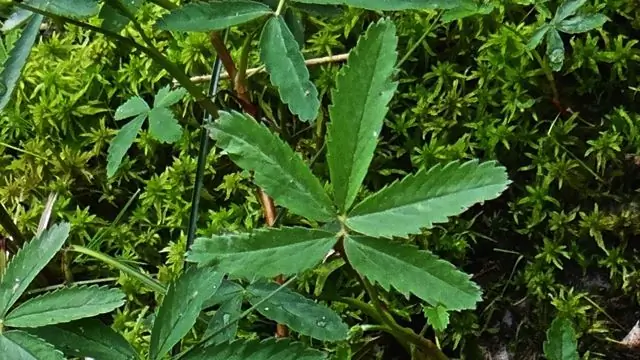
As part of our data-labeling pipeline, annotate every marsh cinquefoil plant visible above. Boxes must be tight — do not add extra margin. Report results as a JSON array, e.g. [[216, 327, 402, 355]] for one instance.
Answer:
[[183, 18, 511, 359], [0, 0, 519, 358]]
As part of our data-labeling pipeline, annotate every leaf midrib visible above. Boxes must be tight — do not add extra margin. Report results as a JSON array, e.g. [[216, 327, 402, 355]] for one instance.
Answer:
[[350, 175, 504, 218], [216, 126, 331, 218], [337, 28, 389, 202], [351, 238, 478, 301]]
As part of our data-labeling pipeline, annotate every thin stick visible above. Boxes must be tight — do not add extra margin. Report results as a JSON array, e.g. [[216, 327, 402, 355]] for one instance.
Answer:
[[176, 53, 350, 85]]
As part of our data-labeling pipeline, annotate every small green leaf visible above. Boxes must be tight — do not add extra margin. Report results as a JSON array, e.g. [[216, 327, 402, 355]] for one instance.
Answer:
[[188, 227, 337, 279], [181, 338, 327, 360], [0, 331, 64, 360], [424, 304, 449, 331], [207, 111, 334, 221], [0, 13, 43, 112], [107, 114, 146, 178], [247, 281, 349, 341], [204, 292, 244, 345], [24, 0, 100, 19], [115, 96, 149, 120], [527, 24, 551, 50], [556, 14, 608, 34], [346, 160, 510, 238], [327, 19, 398, 212], [291, 0, 472, 10], [546, 28, 565, 72], [157, 1, 272, 32], [344, 235, 482, 310], [5, 286, 125, 328], [544, 317, 579, 360], [28, 319, 137, 360], [552, 0, 586, 23], [150, 267, 224, 360], [154, 85, 188, 108], [99, 0, 144, 32], [1, 8, 35, 32], [260, 16, 319, 122], [148, 107, 183, 143], [0, 223, 70, 318]]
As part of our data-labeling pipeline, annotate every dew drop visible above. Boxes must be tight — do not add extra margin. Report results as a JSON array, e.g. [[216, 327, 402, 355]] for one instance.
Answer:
[[372, 131, 378, 137], [222, 313, 231, 324], [264, 307, 270, 311]]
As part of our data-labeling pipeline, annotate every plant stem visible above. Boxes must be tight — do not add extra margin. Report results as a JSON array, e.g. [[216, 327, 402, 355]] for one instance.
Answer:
[[357, 274, 449, 360], [397, 10, 442, 68], [68, 245, 166, 294], [186, 47, 225, 252], [275, 0, 286, 16]]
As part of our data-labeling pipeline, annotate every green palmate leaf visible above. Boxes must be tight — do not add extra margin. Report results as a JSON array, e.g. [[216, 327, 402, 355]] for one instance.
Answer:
[[0, 13, 43, 112], [99, 0, 144, 32], [552, 0, 586, 23], [424, 304, 449, 331], [0, 223, 70, 318], [148, 107, 183, 143], [181, 338, 327, 360], [344, 235, 481, 310], [556, 14, 608, 34], [150, 267, 224, 360], [204, 292, 244, 346], [0, 331, 64, 360], [527, 24, 551, 50], [327, 19, 398, 212], [1, 8, 35, 32], [154, 85, 187, 108], [188, 227, 337, 279], [546, 28, 565, 72], [543, 317, 579, 360], [260, 16, 320, 122], [115, 96, 149, 120], [157, 1, 272, 32], [345, 160, 510, 238], [24, 0, 100, 19], [291, 0, 472, 10], [207, 111, 334, 221], [107, 114, 146, 178], [247, 281, 348, 341], [5, 285, 125, 328], [28, 319, 137, 360]]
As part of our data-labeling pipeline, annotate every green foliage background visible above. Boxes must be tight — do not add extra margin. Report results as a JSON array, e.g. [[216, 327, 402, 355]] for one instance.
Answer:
[[1, 0, 640, 357]]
